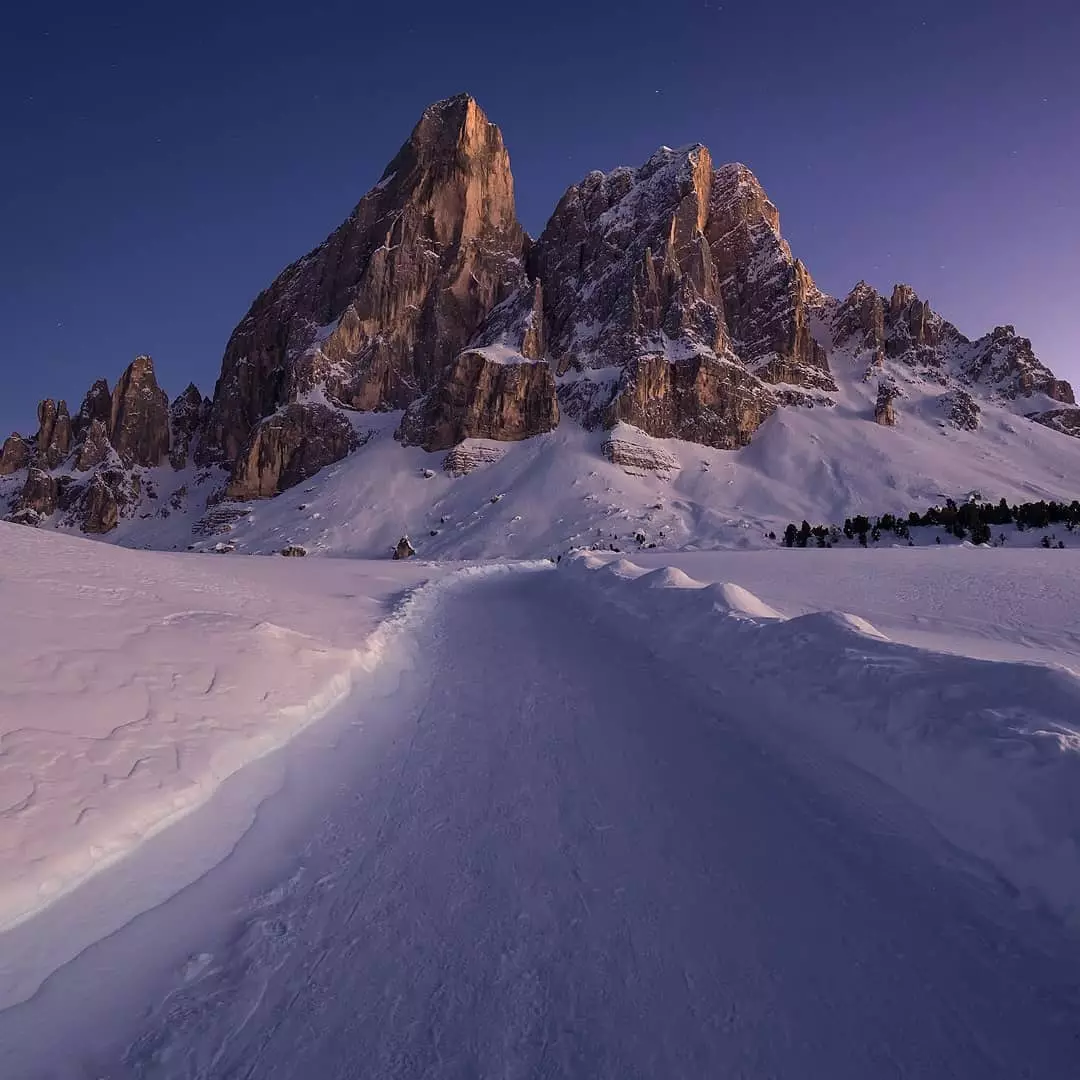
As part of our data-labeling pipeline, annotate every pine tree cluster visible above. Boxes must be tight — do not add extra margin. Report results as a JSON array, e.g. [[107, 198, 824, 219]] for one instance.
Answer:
[[781, 498, 1080, 549]]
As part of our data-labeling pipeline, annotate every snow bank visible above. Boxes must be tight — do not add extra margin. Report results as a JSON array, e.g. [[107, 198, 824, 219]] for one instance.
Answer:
[[562, 552, 1080, 925], [0, 524, 453, 934]]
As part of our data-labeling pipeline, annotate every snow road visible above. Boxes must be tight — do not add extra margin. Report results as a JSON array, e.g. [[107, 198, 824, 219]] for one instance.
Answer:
[[7, 569, 1080, 1077]]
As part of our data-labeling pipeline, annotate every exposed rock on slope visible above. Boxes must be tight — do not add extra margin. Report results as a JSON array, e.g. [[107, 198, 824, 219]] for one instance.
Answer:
[[227, 403, 360, 499], [943, 389, 981, 431], [201, 94, 527, 467], [604, 354, 773, 448], [874, 383, 900, 426], [109, 356, 170, 466], [11, 468, 59, 525], [831, 283, 1074, 406], [75, 420, 111, 471], [399, 350, 559, 451], [169, 383, 208, 468], [0, 435, 30, 476], [35, 399, 72, 469], [1030, 408, 1080, 439]]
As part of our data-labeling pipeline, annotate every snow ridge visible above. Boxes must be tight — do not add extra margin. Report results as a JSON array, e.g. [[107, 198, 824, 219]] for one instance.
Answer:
[[562, 551, 1080, 925]]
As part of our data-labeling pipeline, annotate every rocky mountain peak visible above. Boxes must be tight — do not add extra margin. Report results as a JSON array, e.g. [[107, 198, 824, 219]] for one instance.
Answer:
[[34, 398, 73, 468], [707, 162, 782, 255], [169, 383, 209, 469], [0, 434, 30, 476], [199, 93, 527, 489], [73, 379, 111, 442], [109, 355, 170, 467]]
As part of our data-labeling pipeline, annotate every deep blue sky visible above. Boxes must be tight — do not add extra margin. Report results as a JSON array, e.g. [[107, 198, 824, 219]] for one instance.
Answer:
[[2, 0, 1077, 433]]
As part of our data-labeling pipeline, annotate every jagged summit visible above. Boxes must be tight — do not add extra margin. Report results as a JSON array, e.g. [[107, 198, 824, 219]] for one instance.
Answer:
[[4, 96, 1077, 547]]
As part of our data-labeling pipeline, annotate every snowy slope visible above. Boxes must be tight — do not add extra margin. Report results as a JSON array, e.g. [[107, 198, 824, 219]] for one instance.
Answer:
[[0, 523, 440, 940], [168, 361, 1080, 562]]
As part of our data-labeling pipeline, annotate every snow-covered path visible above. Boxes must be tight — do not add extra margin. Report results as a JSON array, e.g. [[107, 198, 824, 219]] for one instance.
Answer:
[[9, 570, 1080, 1077]]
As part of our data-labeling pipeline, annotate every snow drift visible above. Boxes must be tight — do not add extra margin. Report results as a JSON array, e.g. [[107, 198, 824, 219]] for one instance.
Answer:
[[0, 524, 452, 934], [562, 551, 1080, 924]]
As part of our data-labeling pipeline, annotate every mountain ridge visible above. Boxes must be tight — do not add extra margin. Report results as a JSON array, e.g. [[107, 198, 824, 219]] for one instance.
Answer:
[[3, 93, 1077, 554]]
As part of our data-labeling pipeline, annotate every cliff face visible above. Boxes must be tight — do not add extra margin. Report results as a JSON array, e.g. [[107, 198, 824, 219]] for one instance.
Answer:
[[398, 349, 559, 452], [7, 93, 1078, 544], [831, 282, 1074, 408], [200, 94, 527, 472], [4, 356, 204, 534], [226, 403, 360, 500]]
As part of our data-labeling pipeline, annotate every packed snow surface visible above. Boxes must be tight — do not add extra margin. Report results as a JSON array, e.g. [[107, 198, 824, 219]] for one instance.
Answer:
[[3, 562, 1078, 1077], [0, 524, 438, 938], [2, 534, 1080, 1075]]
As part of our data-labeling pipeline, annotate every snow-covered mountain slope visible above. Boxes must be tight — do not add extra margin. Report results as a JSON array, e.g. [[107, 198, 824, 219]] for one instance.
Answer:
[[4, 94, 1078, 555], [168, 351, 1080, 560]]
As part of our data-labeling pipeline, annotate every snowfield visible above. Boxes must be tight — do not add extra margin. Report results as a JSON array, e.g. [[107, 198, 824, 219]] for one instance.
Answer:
[[562, 550, 1080, 925], [2, 528, 1080, 1074], [0, 524, 439, 941]]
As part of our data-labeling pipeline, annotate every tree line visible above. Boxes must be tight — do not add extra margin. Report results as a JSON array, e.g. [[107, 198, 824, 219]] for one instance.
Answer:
[[780, 498, 1080, 549]]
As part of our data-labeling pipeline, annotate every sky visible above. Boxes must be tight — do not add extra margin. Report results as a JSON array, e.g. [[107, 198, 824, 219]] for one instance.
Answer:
[[1, 0, 1077, 434]]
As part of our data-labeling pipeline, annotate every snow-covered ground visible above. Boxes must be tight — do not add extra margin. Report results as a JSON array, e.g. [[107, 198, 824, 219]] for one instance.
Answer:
[[8, 336, 1080, 563], [562, 550, 1080, 926], [2, 528, 1080, 1074], [3, 560, 1079, 1077], [0, 525, 442, 984], [202, 373, 1080, 559]]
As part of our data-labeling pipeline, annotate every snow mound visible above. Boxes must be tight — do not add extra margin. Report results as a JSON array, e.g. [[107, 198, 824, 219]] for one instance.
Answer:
[[563, 553, 1080, 925], [703, 582, 784, 621], [636, 566, 705, 589], [784, 609, 891, 642], [599, 558, 649, 581]]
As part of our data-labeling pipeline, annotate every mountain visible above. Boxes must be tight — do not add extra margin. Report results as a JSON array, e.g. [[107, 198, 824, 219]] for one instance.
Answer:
[[3, 94, 1079, 556]]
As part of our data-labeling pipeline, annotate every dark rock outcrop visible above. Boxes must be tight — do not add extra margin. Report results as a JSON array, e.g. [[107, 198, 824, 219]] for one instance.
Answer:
[[201, 94, 527, 467], [109, 356, 170, 466], [13, 467, 59, 520], [399, 351, 559, 451], [80, 473, 121, 533], [393, 536, 416, 560], [601, 429, 679, 475], [226, 403, 359, 499], [35, 399, 73, 468], [604, 353, 775, 448], [73, 379, 112, 442], [943, 388, 981, 431], [0, 434, 30, 475], [75, 419, 112, 471], [874, 382, 900, 426], [1029, 408, 1080, 439], [169, 383, 208, 468]]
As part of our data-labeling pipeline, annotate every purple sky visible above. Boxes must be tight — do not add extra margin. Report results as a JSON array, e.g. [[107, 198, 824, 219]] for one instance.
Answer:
[[1, 0, 1077, 433]]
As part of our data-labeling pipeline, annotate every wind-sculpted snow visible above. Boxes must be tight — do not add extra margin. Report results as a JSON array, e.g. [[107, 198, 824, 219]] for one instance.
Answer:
[[563, 552, 1080, 924], [0, 524, 450, 937]]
